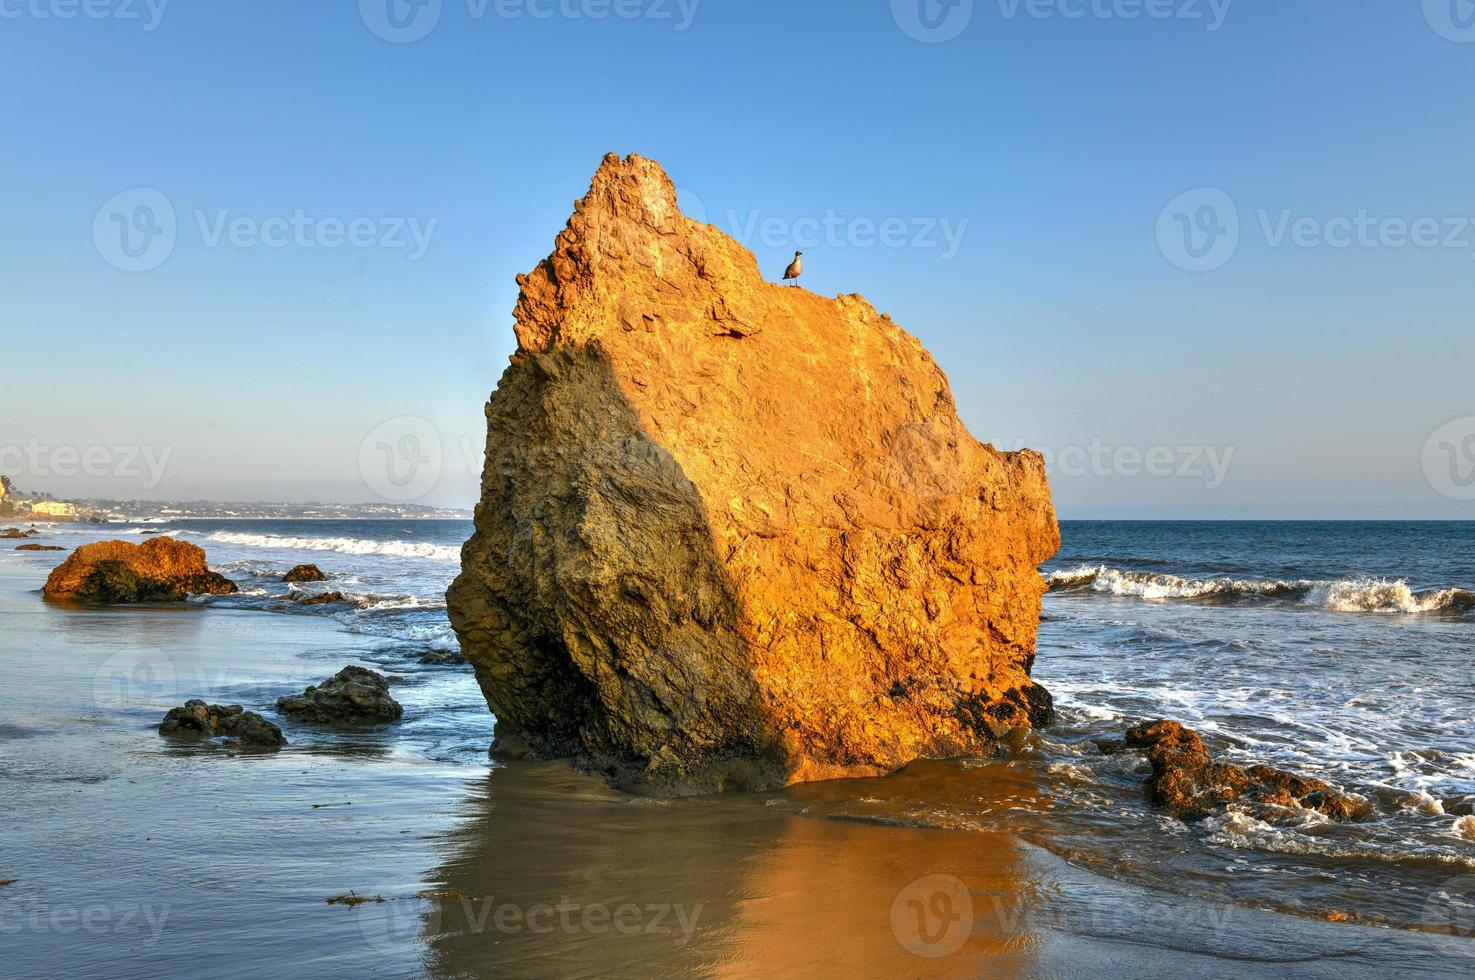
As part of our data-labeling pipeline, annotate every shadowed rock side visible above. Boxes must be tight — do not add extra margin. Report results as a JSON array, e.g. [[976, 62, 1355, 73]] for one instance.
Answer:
[[447, 153, 1059, 795]]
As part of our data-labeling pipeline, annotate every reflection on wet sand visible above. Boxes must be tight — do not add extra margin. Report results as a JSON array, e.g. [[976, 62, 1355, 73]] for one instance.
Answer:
[[421, 761, 1475, 979], [421, 762, 1038, 977]]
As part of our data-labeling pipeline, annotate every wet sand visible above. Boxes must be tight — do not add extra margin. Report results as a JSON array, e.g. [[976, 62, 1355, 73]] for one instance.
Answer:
[[420, 763, 1472, 978], [2, 554, 1471, 977]]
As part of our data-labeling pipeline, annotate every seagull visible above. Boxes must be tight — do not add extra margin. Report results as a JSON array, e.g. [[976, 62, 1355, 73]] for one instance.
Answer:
[[782, 250, 803, 287]]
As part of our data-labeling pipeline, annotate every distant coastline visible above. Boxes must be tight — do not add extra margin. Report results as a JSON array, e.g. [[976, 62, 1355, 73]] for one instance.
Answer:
[[0, 479, 472, 524]]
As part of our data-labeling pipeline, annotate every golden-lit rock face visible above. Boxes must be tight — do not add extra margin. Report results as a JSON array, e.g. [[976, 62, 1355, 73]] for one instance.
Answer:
[[447, 153, 1059, 794]]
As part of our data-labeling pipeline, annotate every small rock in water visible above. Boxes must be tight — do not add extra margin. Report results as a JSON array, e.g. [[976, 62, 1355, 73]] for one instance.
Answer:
[[1443, 795, 1475, 816], [297, 591, 347, 606], [159, 700, 287, 748], [416, 649, 466, 666], [16, 544, 64, 551], [1123, 719, 1369, 823], [283, 564, 329, 583], [0, 528, 32, 539], [276, 666, 403, 724]]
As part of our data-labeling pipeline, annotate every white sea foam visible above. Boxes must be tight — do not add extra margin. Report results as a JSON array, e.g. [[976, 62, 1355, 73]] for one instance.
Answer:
[[1047, 565, 1473, 614], [1047, 565, 1307, 601], [1317, 579, 1475, 614], [206, 531, 461, 562]]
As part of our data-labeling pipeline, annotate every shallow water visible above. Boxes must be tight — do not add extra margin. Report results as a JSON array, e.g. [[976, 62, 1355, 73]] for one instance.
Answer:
[[2, 519, 1473, 975]]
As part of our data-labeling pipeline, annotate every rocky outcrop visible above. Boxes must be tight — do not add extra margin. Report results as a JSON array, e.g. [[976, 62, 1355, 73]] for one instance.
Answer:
[[276, 666, 402, 724], [1, 527, 35, 539], [159, 700, 287, 748], [1111, 720, 1369, 822], [42, 538, 238, 602], [417, 649, 467, 666], [447, 154, 1059, 795], [284, 564, 328, 582], [296, 591, 346, 606], [16, 544, 64, 552]]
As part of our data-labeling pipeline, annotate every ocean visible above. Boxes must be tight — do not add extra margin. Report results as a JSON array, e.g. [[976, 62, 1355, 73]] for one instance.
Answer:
[[2, 518, 1472, 976]]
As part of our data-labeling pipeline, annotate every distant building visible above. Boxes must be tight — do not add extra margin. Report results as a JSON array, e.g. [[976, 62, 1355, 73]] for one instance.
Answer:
[[31, 500, 79, 519]]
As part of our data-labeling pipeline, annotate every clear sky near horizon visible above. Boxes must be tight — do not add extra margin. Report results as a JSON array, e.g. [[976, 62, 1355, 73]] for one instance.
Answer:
[[3, 1, 1474, 518]]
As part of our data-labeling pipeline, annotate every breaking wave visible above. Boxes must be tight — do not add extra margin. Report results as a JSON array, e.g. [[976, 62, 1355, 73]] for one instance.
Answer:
[[1047, 565, 1474, 614], [205, 531, 461, 562]]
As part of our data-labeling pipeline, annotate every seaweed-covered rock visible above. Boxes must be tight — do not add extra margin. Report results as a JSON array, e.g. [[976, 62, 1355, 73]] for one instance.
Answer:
[[43, 538, 237, 603], [283, 564, 328, 583], [417, 649, 466, 666], [159, 700, 287, 748], [1123, 719, 1369, 822], [297, 591, 347, 606], [276, 666, 402, 724]]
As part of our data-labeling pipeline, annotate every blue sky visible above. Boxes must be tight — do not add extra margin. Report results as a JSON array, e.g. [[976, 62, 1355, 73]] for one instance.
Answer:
[[3, 0, 1474, 517]]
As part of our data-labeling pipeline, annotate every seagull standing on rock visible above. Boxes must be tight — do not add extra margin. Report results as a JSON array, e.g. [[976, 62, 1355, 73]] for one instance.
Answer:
[[782, 250, 803, 287]]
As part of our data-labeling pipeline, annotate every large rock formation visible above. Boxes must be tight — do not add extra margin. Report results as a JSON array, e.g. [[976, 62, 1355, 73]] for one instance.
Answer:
[[43, 538, 237, 602], [447, 154, 1058, 794]]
